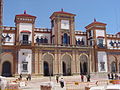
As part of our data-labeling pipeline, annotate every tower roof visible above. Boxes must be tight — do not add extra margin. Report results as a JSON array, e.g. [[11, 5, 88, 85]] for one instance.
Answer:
[[50, 9, 76, 19], [85, 19, 106, 29], [15, 10, 36, 18]]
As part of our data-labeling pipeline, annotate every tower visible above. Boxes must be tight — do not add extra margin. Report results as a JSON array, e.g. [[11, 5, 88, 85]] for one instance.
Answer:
[[14, 10, 36, 46], [50, 9, 76, 45], [85, 19, 108, 73], [14, 11, 36, 74]]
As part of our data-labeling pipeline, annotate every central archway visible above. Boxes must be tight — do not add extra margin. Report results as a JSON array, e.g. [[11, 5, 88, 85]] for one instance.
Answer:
[[2, 61, 12, 77], [62, 54, 71, 76], [80, 55, 88, 75]]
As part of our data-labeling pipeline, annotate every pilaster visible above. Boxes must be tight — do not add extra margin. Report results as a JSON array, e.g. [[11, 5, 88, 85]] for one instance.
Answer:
[[39, 50, 43, 75], [53, 50, 58, 75], [34, 49, 39, 74], [71, 50, 76, 75]]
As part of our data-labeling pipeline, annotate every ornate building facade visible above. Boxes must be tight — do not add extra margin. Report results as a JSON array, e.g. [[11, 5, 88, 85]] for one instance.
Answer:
[[0, 9, 120, 77]]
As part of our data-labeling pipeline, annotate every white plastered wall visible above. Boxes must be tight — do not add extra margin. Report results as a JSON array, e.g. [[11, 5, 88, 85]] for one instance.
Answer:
[[97, 51, 108, 72], [18, 49, 32, 74], [19, 23, 32, 42]]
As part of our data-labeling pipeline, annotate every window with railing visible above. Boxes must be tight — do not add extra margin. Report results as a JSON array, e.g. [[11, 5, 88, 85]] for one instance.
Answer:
[[36, 36, 48, 45], [76, 38, 85, 46], [98, 39, 105, 48], [62, 33, 70, 45]]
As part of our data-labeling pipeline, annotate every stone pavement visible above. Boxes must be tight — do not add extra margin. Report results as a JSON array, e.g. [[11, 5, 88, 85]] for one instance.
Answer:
[[6, 75, 109, 90]]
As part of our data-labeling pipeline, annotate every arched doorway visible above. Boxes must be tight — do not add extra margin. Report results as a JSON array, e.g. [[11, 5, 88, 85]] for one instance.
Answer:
[[62, 61, 66, 76], [111, 61, 116, 73], [2, 61, 12, 77], [44, 61, 49, 76], [80, 55, 88, 75], [62, 54, 71, 76], [43, 53, 54, 76]]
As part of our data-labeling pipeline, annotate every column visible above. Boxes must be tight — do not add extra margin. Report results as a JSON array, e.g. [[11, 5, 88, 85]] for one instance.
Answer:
[[58, 50, 62, 75], [53, 50, 58, 75], [39, 50, 43, 76], [71, 50, 76, 75], [76, 50, 80, 74], [34, 49, 39, 75]]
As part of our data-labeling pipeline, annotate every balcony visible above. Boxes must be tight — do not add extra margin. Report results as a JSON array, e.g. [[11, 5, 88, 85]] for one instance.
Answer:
[[20, 40, 31, 45]]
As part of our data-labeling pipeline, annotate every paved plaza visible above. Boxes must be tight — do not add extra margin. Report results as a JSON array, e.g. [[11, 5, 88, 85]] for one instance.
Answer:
[[5, 75, 110, 90]]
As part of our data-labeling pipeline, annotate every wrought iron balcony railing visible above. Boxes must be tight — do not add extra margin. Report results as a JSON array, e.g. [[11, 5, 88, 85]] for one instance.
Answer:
[[20, 40, 31, 45], [97, 43, 106, 48]]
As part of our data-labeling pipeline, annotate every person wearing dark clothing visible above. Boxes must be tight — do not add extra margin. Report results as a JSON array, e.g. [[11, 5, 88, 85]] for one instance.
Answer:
[[108, 73, 110, 79], [59, 78, 64, 88], [26, 74, 31, 81], [56, 75, 59, 83], [115, 74, 118, 80], [19, 74, 22, 80], [87, 74, 90, 82], [81, 75, 84, 82]]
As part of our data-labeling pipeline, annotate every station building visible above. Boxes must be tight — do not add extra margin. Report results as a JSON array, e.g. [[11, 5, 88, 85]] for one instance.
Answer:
[[0, 10, 120, 77]]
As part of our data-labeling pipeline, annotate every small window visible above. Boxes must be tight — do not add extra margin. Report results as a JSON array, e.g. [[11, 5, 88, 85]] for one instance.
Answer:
[[22, 61, 28, 72], [109, 41, 114, 46]]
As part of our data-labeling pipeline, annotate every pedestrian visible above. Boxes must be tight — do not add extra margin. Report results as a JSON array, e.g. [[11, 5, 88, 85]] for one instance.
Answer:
[[111, 73, 114, 80], [87, 74, 90, 82], [59, 78, 64, 88], [56, 75, 59, 83], [81, 75, 84, 82], [115, 74, 118, 80], [26, 74, 31, 81], [108, 73, 110, 79], [19, 74, 22, 80]]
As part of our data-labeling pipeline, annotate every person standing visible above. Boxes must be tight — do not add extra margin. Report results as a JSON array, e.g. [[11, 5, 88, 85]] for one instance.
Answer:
[[111, 73, 114, 80], [56, 75, 59, 83], [108, 73, 110, 79], [26, 74, 31, 81], [19, 74, 22, 80], [81, 75, 84, 82], [59, 78, 64, 88], [87, 74, 90, 82]]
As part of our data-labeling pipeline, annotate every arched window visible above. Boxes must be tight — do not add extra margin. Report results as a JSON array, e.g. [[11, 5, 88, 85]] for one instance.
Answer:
[[109, 41, 114, 46], [40, 37, 43, 43], [78, 39, 81, 45], [63, 33, 68, 45], [36, 36, 39, 44], [44, 37, 48, 43], [68, 36, 70, 44], [81, 39, 84, 45]]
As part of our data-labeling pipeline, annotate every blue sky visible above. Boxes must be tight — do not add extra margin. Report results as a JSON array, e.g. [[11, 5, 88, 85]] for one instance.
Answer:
[[3, 0, 120, 34]]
